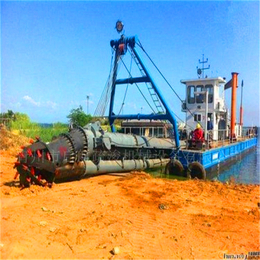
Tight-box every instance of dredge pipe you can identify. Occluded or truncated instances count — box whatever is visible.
[55,158,170,181]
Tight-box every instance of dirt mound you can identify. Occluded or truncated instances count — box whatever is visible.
[0,127,30,155]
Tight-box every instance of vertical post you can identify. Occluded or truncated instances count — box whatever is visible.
[239,80,243,127]
[205,90,208,146]
[239,107,243,126]
[202,54,205,79]
[86,95,89,114]
[108,54,121,132]
[231,72,239,141]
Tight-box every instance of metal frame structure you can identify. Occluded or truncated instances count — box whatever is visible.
[108,35,180,149]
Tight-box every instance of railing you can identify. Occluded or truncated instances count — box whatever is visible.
[182,127,258,150]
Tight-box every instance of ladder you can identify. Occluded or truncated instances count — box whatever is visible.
[130,49,165,114]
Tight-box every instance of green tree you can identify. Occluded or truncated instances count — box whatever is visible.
[0,110,14,119]
[0,110,15,128]
[67,106,92,127]
[10,112,39,130]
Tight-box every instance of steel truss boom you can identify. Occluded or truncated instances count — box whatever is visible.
[109,35,180,149]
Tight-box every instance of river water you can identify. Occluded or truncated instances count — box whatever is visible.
[216,134,260,184]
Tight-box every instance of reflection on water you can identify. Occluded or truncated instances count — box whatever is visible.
[217,148,259,184]
[217,132,259,184]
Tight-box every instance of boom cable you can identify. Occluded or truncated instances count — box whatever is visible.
[94,50,121,116]
[94,40,196,132]
[120,57,156,113]
[136,40,195,119]
[117,54,133,115]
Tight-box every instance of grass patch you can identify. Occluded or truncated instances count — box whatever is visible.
[18,127,68,142]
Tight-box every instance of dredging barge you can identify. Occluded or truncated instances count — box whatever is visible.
[14,21,258,187]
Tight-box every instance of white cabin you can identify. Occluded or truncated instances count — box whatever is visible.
[181,77,229,140]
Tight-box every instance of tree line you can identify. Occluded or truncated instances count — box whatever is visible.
[0,106,92,129]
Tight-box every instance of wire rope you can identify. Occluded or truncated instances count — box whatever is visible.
[120,57,156,113]
[117,53,133,115]
[93,51,114,116]
[136,40,195,120]
[94,50,121,116]
[128,47,165,114]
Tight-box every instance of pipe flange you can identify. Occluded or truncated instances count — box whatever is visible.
[59,133,76,164]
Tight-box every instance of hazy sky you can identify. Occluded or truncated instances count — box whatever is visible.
[1,1,259,126]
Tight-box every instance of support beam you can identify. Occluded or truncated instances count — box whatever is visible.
[231,72,238,140]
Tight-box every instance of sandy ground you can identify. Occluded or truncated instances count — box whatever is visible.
[0,131,260,259]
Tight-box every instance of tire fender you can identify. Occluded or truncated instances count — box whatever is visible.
[165,159,184,176]
[187,161,206,180]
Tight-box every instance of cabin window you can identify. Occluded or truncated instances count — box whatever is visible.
[196,85,204,103]
[158,128,163,137]
[194,114,202,122]
[188,85,195,104]
[131,128,140,135]
[149,128,153,137]
[205,84,213,103]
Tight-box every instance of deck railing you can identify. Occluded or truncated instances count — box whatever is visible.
[183,127,258,150]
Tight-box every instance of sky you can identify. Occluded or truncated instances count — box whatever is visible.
[1,0,259,126]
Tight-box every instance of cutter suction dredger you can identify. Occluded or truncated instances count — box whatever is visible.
[14,122,173,187]
[15,22,182,187]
